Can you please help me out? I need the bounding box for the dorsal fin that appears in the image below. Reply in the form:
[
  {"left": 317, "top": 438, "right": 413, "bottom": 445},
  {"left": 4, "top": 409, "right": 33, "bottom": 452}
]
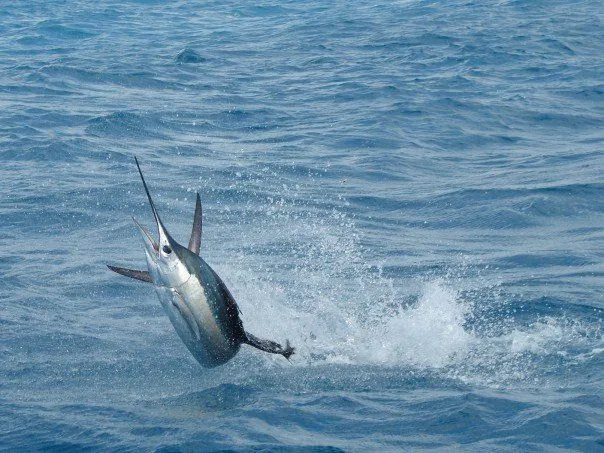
[{"left": 188, "top": 193, "right": 202, "bottom": 255}]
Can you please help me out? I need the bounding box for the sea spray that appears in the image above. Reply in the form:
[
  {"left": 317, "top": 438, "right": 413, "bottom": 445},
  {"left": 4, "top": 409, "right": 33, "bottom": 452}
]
[{"left": 216, "top": 198, "right": 601, "bottom": 389}]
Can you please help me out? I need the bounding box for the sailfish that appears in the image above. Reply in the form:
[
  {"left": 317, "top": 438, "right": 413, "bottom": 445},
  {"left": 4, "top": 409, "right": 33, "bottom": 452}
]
[{"left": 108, "top": 157, "right": 294, "bottom": 368}]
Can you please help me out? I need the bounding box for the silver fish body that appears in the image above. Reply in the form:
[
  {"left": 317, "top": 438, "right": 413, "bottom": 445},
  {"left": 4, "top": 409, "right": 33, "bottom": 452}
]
[
  {"left": 153, "top": 255, "right": 243, "bottom": 367},
  {"left": 107, "top": 157, "right": 294, "bottom": 370}
]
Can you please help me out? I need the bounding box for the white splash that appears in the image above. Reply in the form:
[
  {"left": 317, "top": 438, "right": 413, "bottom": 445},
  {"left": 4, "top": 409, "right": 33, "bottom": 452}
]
[
  {"left": 208, "top": 196, "right": 601, "bottom": 388},
  {"left": 349, "top": 281, "right": 472, "bottom": 367}
]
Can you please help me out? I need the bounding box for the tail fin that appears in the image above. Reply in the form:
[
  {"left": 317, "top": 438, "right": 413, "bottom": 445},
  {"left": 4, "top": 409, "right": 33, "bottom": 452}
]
[{"left": 244, "top": 332, "right": 295, "bottom": 360}]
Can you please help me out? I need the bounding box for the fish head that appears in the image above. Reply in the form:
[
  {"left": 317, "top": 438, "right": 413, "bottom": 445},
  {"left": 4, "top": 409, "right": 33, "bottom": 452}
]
[{"left": 134, "top": 157, "right": 193, "bottom": 288}]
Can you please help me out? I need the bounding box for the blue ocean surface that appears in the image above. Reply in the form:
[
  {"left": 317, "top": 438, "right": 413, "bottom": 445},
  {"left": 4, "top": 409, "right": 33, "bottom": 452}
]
[{"left": 1, "top": 0, "right": 603, "bottom": 450}]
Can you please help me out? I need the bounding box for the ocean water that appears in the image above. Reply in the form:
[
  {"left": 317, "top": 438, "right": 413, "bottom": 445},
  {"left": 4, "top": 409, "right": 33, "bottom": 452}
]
[{"left": 1, "top": 0, "right": 603, "bottom": 450}]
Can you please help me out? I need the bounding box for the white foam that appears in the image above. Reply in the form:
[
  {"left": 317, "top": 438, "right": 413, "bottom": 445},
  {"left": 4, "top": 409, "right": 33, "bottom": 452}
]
[
  {"left": 210, "top": 198, "right": 601, "bottom": 387},
  {"left": 354, "top": 281, "right": 474, "bottom": 367}
]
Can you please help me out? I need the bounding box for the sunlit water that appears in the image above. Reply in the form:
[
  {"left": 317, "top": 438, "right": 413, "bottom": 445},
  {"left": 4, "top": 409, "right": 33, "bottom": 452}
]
[{"left": 1, "top": 0, "right": 602, "bottom": 450}]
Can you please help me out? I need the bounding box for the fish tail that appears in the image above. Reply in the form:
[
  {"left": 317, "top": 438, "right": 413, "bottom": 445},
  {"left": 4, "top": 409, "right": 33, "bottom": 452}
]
[{"left": 244, "top": 332, "right": 295, "bottom": 360}]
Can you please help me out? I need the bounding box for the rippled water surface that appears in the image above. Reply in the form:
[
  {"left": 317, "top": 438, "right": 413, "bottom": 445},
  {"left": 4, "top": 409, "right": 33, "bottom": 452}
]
[{"left": 1, "top": 0, "right": 603, "bottom": 451}]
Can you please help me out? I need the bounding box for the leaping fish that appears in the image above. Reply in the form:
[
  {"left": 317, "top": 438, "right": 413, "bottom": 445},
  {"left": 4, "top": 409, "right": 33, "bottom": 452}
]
[{"left": 108, "top": 157, "right": 294, "bottom": 368}]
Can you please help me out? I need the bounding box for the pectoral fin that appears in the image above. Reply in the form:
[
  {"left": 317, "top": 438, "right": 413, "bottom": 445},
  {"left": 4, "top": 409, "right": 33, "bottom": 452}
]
[
  {"left": 188, "top": 193, "right": 202, "bottom": 255},
  {"left": 107, "top": 265, "right": 153, "bottom": 283}
]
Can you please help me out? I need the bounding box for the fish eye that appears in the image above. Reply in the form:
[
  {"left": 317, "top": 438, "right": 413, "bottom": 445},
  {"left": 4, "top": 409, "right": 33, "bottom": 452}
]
[{"left": 162, "top": 245, "right": 172, "bottom": 254}]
